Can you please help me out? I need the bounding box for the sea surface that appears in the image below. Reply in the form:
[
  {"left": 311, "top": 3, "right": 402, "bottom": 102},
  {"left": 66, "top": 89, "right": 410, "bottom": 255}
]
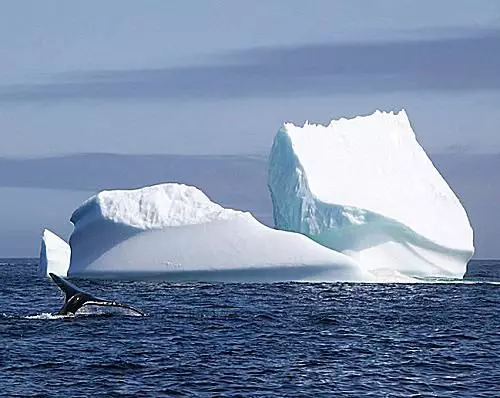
[{"left": 1, "top": 259, "right": 499, "bottom": 397}]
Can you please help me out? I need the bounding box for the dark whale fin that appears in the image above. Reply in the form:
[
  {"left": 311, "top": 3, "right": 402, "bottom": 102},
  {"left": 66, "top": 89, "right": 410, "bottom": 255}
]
[
  {"left": 49, "top": 273, "right": 97, "bottom": 302},
  {"left": 49, "top": 273, "right": 144, "bottom": 316}
]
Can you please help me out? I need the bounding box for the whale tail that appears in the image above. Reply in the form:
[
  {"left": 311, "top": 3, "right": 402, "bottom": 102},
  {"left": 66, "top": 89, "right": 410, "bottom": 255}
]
[
  {"left": 49, "top": 273, "right": 145, "bottom": 316},
  {"left": 49, "top": 273, "right": 90, "bottom": 301}
]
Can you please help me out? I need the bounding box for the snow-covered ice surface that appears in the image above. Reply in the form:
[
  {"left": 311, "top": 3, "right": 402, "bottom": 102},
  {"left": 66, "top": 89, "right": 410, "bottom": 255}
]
[
  {"left": 62, "top": 183, "right": 366, "bottom": 282},
  {"left": 268, "top": 110, "right": 474, "bottom": 278},
  {"left": 39, "top": 229, "right": 70, "bottom": 277}
]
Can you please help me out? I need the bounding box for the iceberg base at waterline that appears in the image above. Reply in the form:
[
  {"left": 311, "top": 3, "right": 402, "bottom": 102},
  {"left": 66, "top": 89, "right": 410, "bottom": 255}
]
[{"left": 40, "top": 183, "right": 368, "bottom": 282}]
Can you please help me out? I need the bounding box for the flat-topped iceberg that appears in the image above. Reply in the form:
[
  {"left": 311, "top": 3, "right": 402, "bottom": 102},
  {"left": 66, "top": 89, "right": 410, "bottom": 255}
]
[
  {"left": 43, "top": 183, "right": 367, "bottom": 282},
  {"left": 268, "top": 110, "right": 474, "bottom": 278}
]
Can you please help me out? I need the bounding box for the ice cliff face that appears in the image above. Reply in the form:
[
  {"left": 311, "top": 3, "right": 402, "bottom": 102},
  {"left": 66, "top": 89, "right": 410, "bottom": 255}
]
[
  {"left": 39, "top": 229, "right": 70, "bottom": 277},
  {"left": 268, "top": 110, "right": 474, "bottom": 278},
  {"left": 62, "top": 183, "right": 366, "bottom": 281}
]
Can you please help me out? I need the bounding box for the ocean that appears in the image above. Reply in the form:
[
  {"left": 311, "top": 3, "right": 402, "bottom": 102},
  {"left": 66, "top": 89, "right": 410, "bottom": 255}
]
[{"left": 1, "top": 259, "right": 499, "bottom": 397}]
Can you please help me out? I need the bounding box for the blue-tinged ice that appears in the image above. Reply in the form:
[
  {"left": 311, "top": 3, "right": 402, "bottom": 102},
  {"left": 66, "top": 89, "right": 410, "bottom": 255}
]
[
  {"left": 268, "top": 110, "right": 474, "bottom": 278},
  {"left": 41, "top": 183, "right": 368, "bottom": 282}
]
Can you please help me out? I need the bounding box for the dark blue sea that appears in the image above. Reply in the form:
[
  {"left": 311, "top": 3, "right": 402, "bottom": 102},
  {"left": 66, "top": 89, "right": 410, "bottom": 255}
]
[{"left": 1, "top": 259, "right": 499, "bottom": 397}]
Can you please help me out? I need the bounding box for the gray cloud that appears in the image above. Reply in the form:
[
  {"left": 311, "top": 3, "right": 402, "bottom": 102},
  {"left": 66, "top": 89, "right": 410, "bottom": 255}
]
[{"left": 1, "top": 30, "right": 499, "bottom": 102}]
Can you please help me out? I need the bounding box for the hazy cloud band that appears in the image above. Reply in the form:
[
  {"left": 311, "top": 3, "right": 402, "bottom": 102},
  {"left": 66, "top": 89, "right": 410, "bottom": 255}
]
[{"left": 1, "top": 30, "right": 499, "bottom": 102}]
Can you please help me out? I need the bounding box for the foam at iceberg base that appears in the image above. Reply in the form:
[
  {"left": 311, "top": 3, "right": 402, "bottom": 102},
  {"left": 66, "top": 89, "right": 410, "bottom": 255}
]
[
  {"left": 268, "top": 110, "right": 474, "bottom": 278},
  {"left": 39, "top": 229, "right": 70, "bottom": 277},
  {"left": 43, "top": 183, "right": 368, "bottom": 282}
]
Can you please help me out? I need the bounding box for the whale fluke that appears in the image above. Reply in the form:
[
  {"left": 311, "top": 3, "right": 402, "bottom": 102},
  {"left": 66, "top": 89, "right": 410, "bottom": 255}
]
[{"left": 49, "top": 273, "right": 145, "bottom": 316}]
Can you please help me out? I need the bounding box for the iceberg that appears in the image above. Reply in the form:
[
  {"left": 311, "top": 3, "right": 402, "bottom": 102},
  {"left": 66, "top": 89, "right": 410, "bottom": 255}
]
[
  {"left": 39, "top": 229, "right": 70, "bottom": 277},
  {"left": 268, "top": 110, "right": 474, "bottom": 278},
  {"left": 44, "top": 183, "right": 367, "bottom": 282}
]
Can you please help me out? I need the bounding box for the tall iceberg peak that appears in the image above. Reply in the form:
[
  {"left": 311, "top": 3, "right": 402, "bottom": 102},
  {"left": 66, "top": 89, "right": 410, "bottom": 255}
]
[
  {"left": 66, "top": 183, "right": 367, "bottom": 282},
  {"left": 268, "top": 110, "right": 474, "bottom": 278}
]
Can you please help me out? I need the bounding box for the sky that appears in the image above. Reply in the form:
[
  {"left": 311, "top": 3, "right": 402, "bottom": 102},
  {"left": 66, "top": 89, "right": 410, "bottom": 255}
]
[
  {"left": 0, "top": 1, "right": 499, "bottom": 257},
  {"left": 0, "top": 0, "right": 499, "bottom": 156}
]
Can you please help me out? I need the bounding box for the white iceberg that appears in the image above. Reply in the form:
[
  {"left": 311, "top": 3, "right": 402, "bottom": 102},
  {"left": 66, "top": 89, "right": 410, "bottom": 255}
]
[
  {"left": 44, "top": 183, "right": 367, "bottom": 282},
  {"left": 268, "top": 110, "right": 474, "bottom": 278},
  {"left": 39, "top": 229, "right": 70, "bottom": 277}
]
